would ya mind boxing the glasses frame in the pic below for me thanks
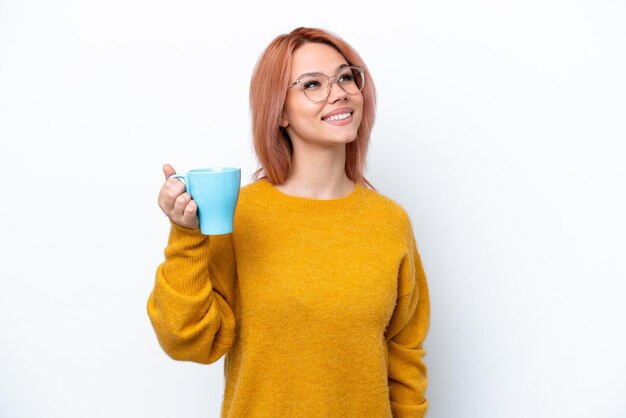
[288,65,366,103]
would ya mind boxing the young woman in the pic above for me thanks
[148,27,431,417]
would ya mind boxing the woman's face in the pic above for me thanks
[281,42,364,148]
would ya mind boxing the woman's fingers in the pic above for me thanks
[163,163,176,180]
[158,163,199,229]
[172,192,191,218]
[159,176,185,214]
[171,194,198,228]
[180,199,198,226]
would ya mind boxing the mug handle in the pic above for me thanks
[168,173,188,192]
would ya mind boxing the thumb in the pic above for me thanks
[163,163,176,180]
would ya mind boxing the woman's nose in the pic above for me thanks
[327,80,348,103]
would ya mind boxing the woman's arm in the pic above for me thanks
[385,220,431,417]
[147,221,237,364]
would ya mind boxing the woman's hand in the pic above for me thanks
[158,164,200,230]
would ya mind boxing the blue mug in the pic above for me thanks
[169,167,241,235]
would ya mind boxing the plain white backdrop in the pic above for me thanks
[1,0,624,417]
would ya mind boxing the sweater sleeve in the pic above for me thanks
[147,220,237,364]
[385,220,431,417]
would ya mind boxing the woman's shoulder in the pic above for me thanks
[236,178,282,211]
[238,178,268,198]
[362,186,411,220]
[359,187,416,239]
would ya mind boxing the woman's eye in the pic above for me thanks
[302,79,321,89]
[338,73,354,84]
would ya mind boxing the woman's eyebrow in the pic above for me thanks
[295,64,349,79]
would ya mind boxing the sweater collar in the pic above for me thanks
[256,178,367,214]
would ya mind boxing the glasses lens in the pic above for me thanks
[337,67,364,95]
[300,75,327,102]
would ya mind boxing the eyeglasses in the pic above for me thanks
[288,65,366,103]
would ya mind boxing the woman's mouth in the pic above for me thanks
[322,112,353,125]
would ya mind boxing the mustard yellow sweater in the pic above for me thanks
[147,178,430,417]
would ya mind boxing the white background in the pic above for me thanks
[1,1,625,417]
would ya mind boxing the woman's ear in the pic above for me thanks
[280,113,289,128]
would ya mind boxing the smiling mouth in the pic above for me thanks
[322,112,353,122]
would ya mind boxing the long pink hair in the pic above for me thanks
[249,27,377,191]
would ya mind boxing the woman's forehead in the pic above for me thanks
[291,43,349,77]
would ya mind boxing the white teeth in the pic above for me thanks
[324,112,351,122]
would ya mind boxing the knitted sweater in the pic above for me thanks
[147,178,430,417]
